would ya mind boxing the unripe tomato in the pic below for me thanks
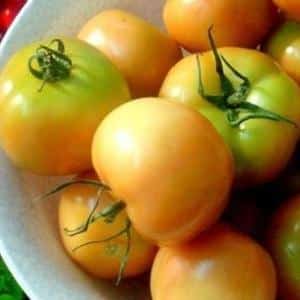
[92,98,234,245]
[151,224,277,300]
[0,37,130,175]
[163,0,278,52]
[78,9,182,98]
[265,21,300,85]
[59,172,157,280]
[160,48,300,187]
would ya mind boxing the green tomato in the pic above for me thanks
[266,195,300,300]
[160,34,300,187]
[265,21,300,85]
[0,37,130,175]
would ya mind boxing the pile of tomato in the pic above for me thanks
[2,0,300,299]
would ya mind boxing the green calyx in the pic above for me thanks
[196,27,297,128]
[38,179,130,286]
[28,39,72,92]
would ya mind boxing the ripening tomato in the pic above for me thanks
[160,45,300,187]
[78,9,182,98]
[0,0,26,34]
[59,172,157,280]
[273,0,300,21]
[267,194,300,300]
[0,37,130,175]
[151,224,277,300]
[265,21,300,85]
[163,0,278,52]
[92,98,234,245]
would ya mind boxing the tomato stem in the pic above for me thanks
[35,179,110,203]
[28,39,72,92]
[38,178,130,284]
[116,219,131,286]
[196,27,297,128]
[72,218,132,286]
[64,200,126,236]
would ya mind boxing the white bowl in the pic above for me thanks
[0,0,165,299]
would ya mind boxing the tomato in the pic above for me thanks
[160,41,300,187]
[151,224,277,300]
[265,21,300,85]
[273,0,300,21]
[163,0,278,52]
[0,37,130,175]
[0,0,26,36]
[59,172,157,280]
[78,9,182,98]
[267,194,300,300]
[92,98,234,245]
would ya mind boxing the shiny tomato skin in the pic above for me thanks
[0,37,130,175]
[265,21,300,85]
[267,195,300,299]
[78,9,182,98]
[59,172,157,279]
[160,48,300,187]
[163,0,278,52]
[273,0,300,21]
[151,224,277,300]
[0,0,26,32]
[92,98,234,245]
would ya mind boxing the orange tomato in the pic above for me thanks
[266,194,300,300]
[151,224,277,300]
[273,0,300,21]
[78,9,182,98]
[92,98,234,245]
[163,0,278,52]
[59,172,157,279]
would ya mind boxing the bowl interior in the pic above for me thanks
[0,0,165,299]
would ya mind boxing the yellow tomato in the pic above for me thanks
[78,9,182,98]
[0,37,130,175]
[265,21,300,85]
[92,98,233,245]
[151,224,277,300]
[59,172,157,279]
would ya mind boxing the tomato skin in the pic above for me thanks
[0,37,130,175]
[151,224,277,300]
[0,0,26,35]
[78,9,182,98]
[59,172,157,279]
[92,98,234,245]
[265,21,300,85]
[163,0,278,52]
[273,0,300,21]
[160,48,300,187]
[267,195,300,300]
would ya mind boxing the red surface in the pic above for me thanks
[0,0,26,40]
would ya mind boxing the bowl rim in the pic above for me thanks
[0,2,44,299]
